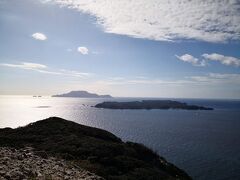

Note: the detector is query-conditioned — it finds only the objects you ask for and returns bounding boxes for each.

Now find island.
[95,100,213,110]
[0,117,191,179]
[52,90,112,98]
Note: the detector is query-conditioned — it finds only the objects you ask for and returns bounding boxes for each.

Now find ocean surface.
[0,96,240,180]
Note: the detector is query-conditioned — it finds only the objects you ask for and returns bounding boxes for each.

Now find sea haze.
[0,96,240,180]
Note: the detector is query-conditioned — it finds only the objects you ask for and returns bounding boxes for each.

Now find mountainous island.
[52,91,112,98]
[0,117,191,179]
[95,100,213,110]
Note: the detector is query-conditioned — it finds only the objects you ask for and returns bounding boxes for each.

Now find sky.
[0,0,240,99]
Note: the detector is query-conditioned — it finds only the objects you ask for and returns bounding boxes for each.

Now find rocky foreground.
[0,147,102,180]
[0,117,191,179]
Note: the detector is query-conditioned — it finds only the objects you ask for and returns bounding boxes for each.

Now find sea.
[0,96,240,180]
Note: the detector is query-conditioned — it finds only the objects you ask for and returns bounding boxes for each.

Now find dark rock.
[35,151,48,159]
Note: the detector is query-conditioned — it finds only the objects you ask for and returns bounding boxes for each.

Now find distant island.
[95,100,213,110]
[33,95,42,98]
[52,91,112,98]
[0,117,191,179]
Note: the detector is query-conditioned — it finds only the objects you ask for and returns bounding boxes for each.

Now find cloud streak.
[45,0,240,43]
[95,73,240,87]
[189,73,240,84]
[32,32,47,41]
[0,62,93,78]
[0,62,47,70]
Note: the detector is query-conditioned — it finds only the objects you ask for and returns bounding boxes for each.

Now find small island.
[95,100,213,110]
[0,117,191,179]
[52,90,112,98]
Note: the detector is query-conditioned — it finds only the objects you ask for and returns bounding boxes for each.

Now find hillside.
[0,117,191,180]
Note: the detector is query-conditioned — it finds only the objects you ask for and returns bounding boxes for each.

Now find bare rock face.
[0,147,103,180]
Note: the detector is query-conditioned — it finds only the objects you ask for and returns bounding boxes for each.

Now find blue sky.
[0,0,240,99]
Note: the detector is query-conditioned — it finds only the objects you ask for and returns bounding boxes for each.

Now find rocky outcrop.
[0,147,102,180]
[0,117,191,179]
[95,100,213,110]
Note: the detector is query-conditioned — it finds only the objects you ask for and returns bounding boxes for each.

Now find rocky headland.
[0,117,191,180]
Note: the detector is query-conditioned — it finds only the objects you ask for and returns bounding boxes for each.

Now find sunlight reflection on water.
[0,96,240,180]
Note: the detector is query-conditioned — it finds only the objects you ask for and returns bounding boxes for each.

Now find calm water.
[0,96,240,180]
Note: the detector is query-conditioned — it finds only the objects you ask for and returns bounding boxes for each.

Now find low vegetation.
[0,117,191,180]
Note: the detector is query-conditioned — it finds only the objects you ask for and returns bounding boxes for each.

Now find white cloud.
[176,54,198,65]
[45,0,240,43]
[77,47,89,55]
[175,54,206,67]
[32,32,47,41]
[0,62,93,78]
[202,53,240,67]
[176,53,240,67]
